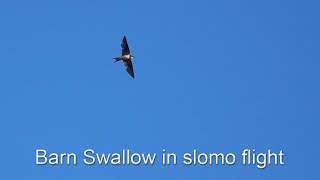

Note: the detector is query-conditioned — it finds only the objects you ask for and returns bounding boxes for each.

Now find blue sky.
[0,0,319,179]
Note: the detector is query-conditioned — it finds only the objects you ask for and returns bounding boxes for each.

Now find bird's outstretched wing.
[123,60,134,78]
[121,36,130,55]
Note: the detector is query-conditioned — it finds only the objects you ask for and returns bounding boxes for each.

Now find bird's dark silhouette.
[114,36,135,78]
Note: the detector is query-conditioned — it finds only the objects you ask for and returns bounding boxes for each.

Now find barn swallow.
[114,36,135,78]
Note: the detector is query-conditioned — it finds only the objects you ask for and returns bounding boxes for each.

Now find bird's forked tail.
[114,57,122,63]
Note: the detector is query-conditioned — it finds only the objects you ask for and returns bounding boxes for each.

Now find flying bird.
[114,36,135,78]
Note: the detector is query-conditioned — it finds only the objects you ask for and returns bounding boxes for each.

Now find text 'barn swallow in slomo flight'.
[114,36,135,78]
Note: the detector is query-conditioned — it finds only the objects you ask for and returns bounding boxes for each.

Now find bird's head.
[130,55,134,60]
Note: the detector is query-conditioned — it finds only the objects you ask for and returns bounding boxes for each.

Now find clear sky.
[0,0,319,179]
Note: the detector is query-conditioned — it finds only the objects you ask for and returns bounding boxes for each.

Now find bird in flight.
[114,36,135,78]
